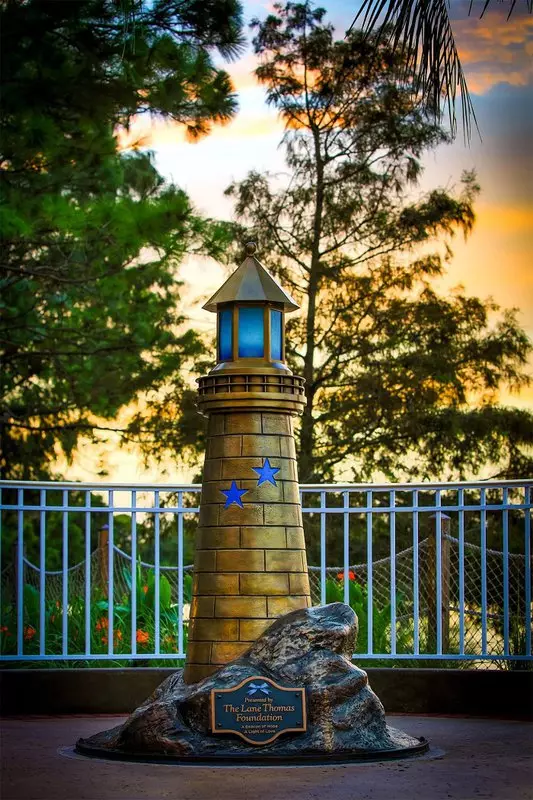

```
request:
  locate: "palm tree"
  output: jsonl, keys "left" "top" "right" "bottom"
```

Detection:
{"left": 352, "top": 0, "right": 532, "bottom": 138}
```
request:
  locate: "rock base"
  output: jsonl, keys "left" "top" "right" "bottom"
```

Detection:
{"left": 76, "top": 604, "right": 428, "bottom": 762}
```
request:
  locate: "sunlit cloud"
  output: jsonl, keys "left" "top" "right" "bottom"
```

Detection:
{"left": 466, "top": 69, "right": 530, "bottom": 93}
{"left": 226, "top": 52, "right": 261, "bottom": 91}
{"left": 475, "top": 203, "right": 533, "bottom": 234}
{"left": 438, "top": 201, "right": 533, "bottom": 341}
{"left": 117, "top": 106, "right": 283, "bottom": 151}
{"left": 500, "top": 383, "right": 533, "bottom": 410}
{"left": 453, "top": 12, "right": 533, "bottom": 93}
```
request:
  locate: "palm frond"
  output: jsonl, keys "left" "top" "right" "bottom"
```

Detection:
{"left": 477, "top": 0, "right": 533, "bottom": 19}
{"left": 351, "top": 0, "right": 531, "bottom": 140}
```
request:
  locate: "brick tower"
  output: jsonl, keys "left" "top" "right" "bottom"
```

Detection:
{"left": 183, "top": 243, "right": 312, "bottom": 684}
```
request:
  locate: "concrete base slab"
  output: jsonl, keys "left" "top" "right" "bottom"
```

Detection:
{"left": 61, "top": 742, "right": 445, "bottom": 767}
{"left": 1, "top": 715, "right": 532, "bottom": 800}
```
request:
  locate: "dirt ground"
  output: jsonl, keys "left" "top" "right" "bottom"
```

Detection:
{"left": 1, "top": 714, "right": 532, "bottom": 800}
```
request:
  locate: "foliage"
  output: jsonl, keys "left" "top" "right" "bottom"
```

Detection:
{"left": 0, "top": 0, "right": 244, "bottom": 478}
{"left": 325, "top": 574, "right": 408, "bottom": 654}
{"left": 2, "top": 566, "right": 529, "bottom": 669}
{"left": 0, "top": 567, "right": 193, "bottom": 659}
{"left": 227, "top": 1, "right": 533, "bottom": 483}
{"left": 353, "top": 0, "right": 532, "bottom": 139}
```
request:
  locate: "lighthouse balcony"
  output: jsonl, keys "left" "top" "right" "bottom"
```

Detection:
{"left": 196, "top": 373, "right": 306, "bottom": 415}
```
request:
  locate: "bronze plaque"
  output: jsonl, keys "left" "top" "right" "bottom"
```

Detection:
{"left": 211, "top": 675, "right": 307, "bottom": 745}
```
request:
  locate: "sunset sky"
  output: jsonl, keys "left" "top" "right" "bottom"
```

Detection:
{"left": 67, "top": 0, "right": 533, "bottom": 482}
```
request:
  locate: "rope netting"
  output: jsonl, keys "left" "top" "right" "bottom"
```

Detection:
{"left": 3, "top": 533, "right": 529, "bottom": 666}
{"left": 14, "top": 548, "right": 194, "bottom": 608}
{"left": 306, "top": 535, "right": 529, "bottom": 661}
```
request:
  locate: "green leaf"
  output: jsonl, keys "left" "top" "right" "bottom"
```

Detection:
{"left": 23, "top": 584, "right": 40, "bottom": 624}
{"left": 183, "top": 573, "right": 193, "bottom": 604}
{"left": 159, "top": 575, "right": 172, "bottom": 609}
{"left": 121, "top": 566, "right": 132, "bottom": 592}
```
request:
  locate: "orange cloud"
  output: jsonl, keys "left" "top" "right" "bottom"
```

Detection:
{"left": 465, "top": 69, "right": 530, "bottom": 93}
{"left": 116, "top": 109, "right": 283, "bottom": 150}
{"left": 475, "top": 203, "right": 533, "bottom": 234}
{"left": 453, "top": 12, "right": 533, "bottom": 92}
{"left": 439, "top": 202, "right": 533, "bottom": 334}
{"left": 499, "top": 383, "right": 533, "bottom": 410}
{"left": 226, "top": 53, "right": 261, "bottom": 91}
{"left": 116, "top": 116, "right": 187, "bottom": 150}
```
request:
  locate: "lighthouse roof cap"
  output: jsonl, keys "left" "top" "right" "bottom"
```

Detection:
{"left": 203, "top": 247, "right": 298, "bottom": 313}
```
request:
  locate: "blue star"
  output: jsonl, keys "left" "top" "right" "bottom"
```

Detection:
{"left": 252, "top": 458, "right": 280, "bottom": 487}
{"left": 221, "top": 481, "right": 248, "bottom": 509}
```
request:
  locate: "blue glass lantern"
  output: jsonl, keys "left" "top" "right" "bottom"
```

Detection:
{"left": 270, "top": 309, "right": 283, "bottom": 361}
{"left": 216, "top": 304, "right": 284, "bottom": 364}
{"left": 203, "top": 243, "right": 296, "bottom": 371}
{"left": 218, "top": 308, "right": 233, "bottom": 362}
{"left": 238, "top": 307, "right": 264, "bottom": 358}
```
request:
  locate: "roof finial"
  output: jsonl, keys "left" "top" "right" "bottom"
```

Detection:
{"left": 245, "top": 241, "right": 257, "bottom": 256}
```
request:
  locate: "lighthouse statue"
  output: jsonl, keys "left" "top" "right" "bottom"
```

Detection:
{"left": 184, "top": 243, "right": 312, "bottom": 684}
{"left": 78, "top": 243, "right": 428, "bottom": 763}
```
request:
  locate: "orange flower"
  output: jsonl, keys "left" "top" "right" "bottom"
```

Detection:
{"left": 0, "top": 626, "right": 9, "bottom": 634}
{"left": 136, "top": 629, "right": 149, "bottom": 645}
{"left": 24, "top": 625, "right": 36, "bottom": 641}
{"left": 336, "top": 570, "right": 356, "bottom": 582}
{"left": 95, "top": 617, "right": 109, "bottom": 631}
{"left": 101, "top": 636, "right": 108, "bottom": 645}
{"left": 115, "top": 630, "right": 123, "bottom": 641}
{"left": 142, "top": 585, "right": 149, "bottom": 594}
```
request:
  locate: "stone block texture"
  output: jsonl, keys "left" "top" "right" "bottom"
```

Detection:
{"left": 183, "top": 410, "right": 311, "bottom": 683}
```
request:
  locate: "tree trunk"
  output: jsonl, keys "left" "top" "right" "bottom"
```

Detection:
{"left": 298, "top": 127, "right": 323, "bottom": 483}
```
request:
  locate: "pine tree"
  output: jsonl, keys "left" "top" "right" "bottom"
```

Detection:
{"left": 1, "top": 0, "right": 244, "bottom": 478}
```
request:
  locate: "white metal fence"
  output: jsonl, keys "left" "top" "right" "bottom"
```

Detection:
{"left": 0, "top": 479, "right": 531, "bottom": 665}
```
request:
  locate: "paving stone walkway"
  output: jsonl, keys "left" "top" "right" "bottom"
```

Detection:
{"left": 1, "top": 714, "right": 532, "bottom": 800}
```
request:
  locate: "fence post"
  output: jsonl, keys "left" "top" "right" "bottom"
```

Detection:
{"left": 98, "top": 524, "right": 109, "bottom": 598}
{"left": 441, "top": 515, "right": 451, "bottom": 652}
{"left": 11, "top": 541, "right": 21, "bottom": 624}
{"left": 426, "top": 513, "right": 451, "bottom": 653}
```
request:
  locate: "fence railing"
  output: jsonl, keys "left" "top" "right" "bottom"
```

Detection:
{"left": 0, "top": 479, "right": 531, "bottom": 665}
